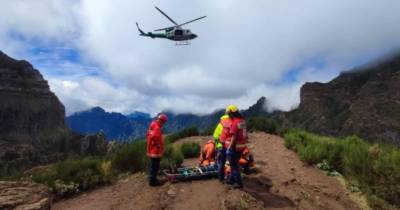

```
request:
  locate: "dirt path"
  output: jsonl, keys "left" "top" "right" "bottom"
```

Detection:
{"left": 53, "top": 133, "right": 361, "bottom": 210}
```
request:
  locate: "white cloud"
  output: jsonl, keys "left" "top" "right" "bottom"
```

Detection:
{"left": 2, "top": 0, "right": 400, "bottom": 115}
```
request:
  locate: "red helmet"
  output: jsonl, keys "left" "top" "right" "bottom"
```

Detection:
{"left": 158, "top": 113, "right": 168, "bottom": 122}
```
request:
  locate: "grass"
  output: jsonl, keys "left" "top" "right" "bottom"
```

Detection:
{"left": 30, "top": 156, "right": 109, "bottom": 197}
{"left": 284, "top": 129, "right": 400, "bottom": 209}
{"left": 24, "top": 127, "right": 197, "bottom": 198}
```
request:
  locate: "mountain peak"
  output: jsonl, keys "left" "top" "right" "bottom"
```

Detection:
{"left": 243, "top": 96, "right": 268, "bottom": 118}
{"left": 90, "top": 106, "right": 106, "bottom": 113}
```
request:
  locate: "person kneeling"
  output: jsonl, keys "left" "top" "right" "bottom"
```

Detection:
{"left": 199, "top": 140, "right": 216, "bottom": 167}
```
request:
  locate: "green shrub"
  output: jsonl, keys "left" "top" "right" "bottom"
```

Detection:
{"left": 30, "top": 156, "right": 109, "bottom": 197}
{"left": 161, "top": 144, "right": 184, "bottom": 169}
{"left": 110, "top": 140, "right": 147, "bottom": 173}
{"left": 247, "top": 117, "right": 279, "bottom": 134}
{"left": 55, "top": 157, "right": 105, "bottom": 190}
{"left": 180, "top": 142, "right": 201, "bottom": 158}
{"left": 283, "top": 129, "right": 400, "bottom": 209}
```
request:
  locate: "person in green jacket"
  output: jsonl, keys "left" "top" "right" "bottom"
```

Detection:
{"left": 213, "top": 114, "right": 228, "bottom": 150}
{"left": 213, "top": 113, "right": 231, "bottom": 179}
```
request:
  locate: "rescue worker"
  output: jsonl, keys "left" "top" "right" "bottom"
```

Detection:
{"left": 146, "top": 113, "right": 168, "bottom": 186}
{"left": 225, "top": 106, "right": 247, "bottom": 188}
{"left": 199, "top": 140, "right": 216, "bottom": 166}
{"left": 213, "top": 114, "right": 228, "bottom": 159}
{"left": 239, "top": 146, "right": 254, "bottom": 174}
{"left": 217, "top": 105, "right": 236, "bottom": 182}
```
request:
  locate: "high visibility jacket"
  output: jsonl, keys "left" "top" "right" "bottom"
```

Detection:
{"left": 213, "top": 115, "right": 229, "bottom": 149}
{"left": 219, "top": 116, "right": 233, "bottom": 147}
{"left": 146, "top": 120, "right": 164, "bottom": 158}
{"left": 227, "top": 117, "right": 248, "bottom": 152}
{"left": 239, "top": 147, "right": 253, "bottom": 166}
{"left": 199, "top": 140, "right": 216, "bottom": 166}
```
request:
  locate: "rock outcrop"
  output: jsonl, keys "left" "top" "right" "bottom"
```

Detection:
{"left": 0, "top": 181, "right": 51, "bottom": 210}
{"left": 0, "top": 51, "right": 107, "bottom": 176}
{"left": 0, "top": 51, "right": 66, "bottom": 144}
{"left": 282, "top": 53, "right": 400, "bottom": 145}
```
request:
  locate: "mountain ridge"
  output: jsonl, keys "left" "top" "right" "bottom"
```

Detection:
{"left": 279, "top": 53, "right": 400, "bottom": 145}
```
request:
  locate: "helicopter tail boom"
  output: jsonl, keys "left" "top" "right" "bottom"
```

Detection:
{"left": 136, "top": 22, "right": 168, "bottom": 39}
{"left": 136, "top": 22, "right": 146, "bottom": 35}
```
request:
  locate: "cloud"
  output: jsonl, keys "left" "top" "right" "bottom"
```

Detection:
{"left": 1, "top": 0, "right": 400, "bottom": 115}
{"left": 48, "top": 76, "right": 145, "bottom": 115}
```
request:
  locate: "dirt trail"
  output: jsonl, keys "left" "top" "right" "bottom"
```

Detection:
{"left": 53, "top": 133, "right": 361, "bottom": 210}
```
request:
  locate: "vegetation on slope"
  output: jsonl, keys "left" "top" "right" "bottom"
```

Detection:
{"left": 25, "top": 127, "right": 199, "bottom": 198}
{"left": 284, "top": 129, "right": 400, "bottom": 210}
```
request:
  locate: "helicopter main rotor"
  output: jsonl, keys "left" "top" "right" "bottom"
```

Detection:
{"left": 154, "top": 6, "right": 206, "bottom": 32}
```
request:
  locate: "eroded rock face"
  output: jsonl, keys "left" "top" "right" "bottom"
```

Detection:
{"left": 0, "top": 181, "right": 51, "bottom": 210}
{"left": 0, "top": 51, "right": 107, "bottom": 176}
{"left": 283, "top": 53, "right": 400, "bottom": 145}
{"left": 0, "top": 51, "right": 66, "bottom": 144}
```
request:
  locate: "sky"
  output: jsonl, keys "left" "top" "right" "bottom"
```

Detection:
{"left": 1, "top": 0, "right": 400, "bottom": 116}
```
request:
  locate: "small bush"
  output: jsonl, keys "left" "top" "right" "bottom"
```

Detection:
{"left": 283, "top": 129, "right": 400, "bottom": 209}
{"left": 110, "top": 140, "right": 147, "bottom": 173}
{"left": 161, "top": 144, "right": 183, "bottom": 169}
{"left": 30, "top": 156, "right": 109, "bottom": 198}
{"left": 180, "top": 142, "right": 201, "bottom": 159}
{"left": 55, "top": 157, "right": 105, "bottom": 190}
{"left": 247, "top": 117, "right": 279, "bottom": 134}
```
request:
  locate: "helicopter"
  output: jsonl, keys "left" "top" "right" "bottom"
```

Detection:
{"left": 136, "top": 6, "right": 206, "bottom": 45}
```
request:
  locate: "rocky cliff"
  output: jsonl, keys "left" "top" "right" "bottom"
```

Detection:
{"left": 282, "top": 53, "right": 400, "bottom": 145}
{"left": 0, "top": 51, "right": 107, "bottom": 176}
{"left": 0, "top": 51, "right": 66, "bottom": 144}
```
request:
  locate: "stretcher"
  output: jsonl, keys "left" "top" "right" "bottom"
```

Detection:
{"left": 163, "top": 164, "right": 218, "bottom": 182}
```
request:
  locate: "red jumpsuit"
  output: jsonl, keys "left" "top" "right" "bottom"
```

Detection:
{"left": 146, "top": 120, "right": 164, "bottom": 158}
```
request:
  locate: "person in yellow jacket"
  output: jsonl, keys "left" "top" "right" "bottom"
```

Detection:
{"left": 213, "top": 115, "right": 228, "bottom": 150}
{"left": 214, "top": 105, "right": 238, "bottom": 182}
{"left": 213, "top": 114, "right": 229, "bottom": 177}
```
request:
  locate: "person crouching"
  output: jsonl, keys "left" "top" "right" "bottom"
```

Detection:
{"left": 199, "top": 140, "right": 216, "bottom": 167}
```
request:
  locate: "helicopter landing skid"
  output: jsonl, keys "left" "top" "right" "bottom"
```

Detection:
{"left": 176, "top": 41, "right": 190, "bottom": 46}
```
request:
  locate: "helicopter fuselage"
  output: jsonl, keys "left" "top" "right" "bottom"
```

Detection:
{"left": 166, "top": 28, "right": 197, "bottom": 41}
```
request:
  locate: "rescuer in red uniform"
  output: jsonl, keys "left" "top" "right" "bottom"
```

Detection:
{"left": 146, "top": 113, "right": 168, "bottom": 186}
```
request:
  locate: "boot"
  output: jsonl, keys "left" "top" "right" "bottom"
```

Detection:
{"left": 149, "top": 179, "right": 160, "bottom": 187}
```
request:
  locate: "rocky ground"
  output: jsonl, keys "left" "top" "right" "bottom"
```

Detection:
{"left": 53, "top": 133, "right": 363, "bottom": 210}
{"left": 0, "top": 181, "right": 51, "bottom": 210}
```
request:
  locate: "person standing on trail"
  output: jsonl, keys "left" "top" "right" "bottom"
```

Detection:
{"left": 213, "top": 114, "right": 228, "bottom": 170}
{"left": 225, "top": 106, "right": 247, "bottom": 188}
{"left": 146, "top": 113, "right": 168, "bottom": 186}
{"left": 216, "top": 106, "right": 236, "bottom": 182}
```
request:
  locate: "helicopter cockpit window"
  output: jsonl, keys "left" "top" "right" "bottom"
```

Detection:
{"left": 175, "top": 30, "right": 183, "bottom": 36}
